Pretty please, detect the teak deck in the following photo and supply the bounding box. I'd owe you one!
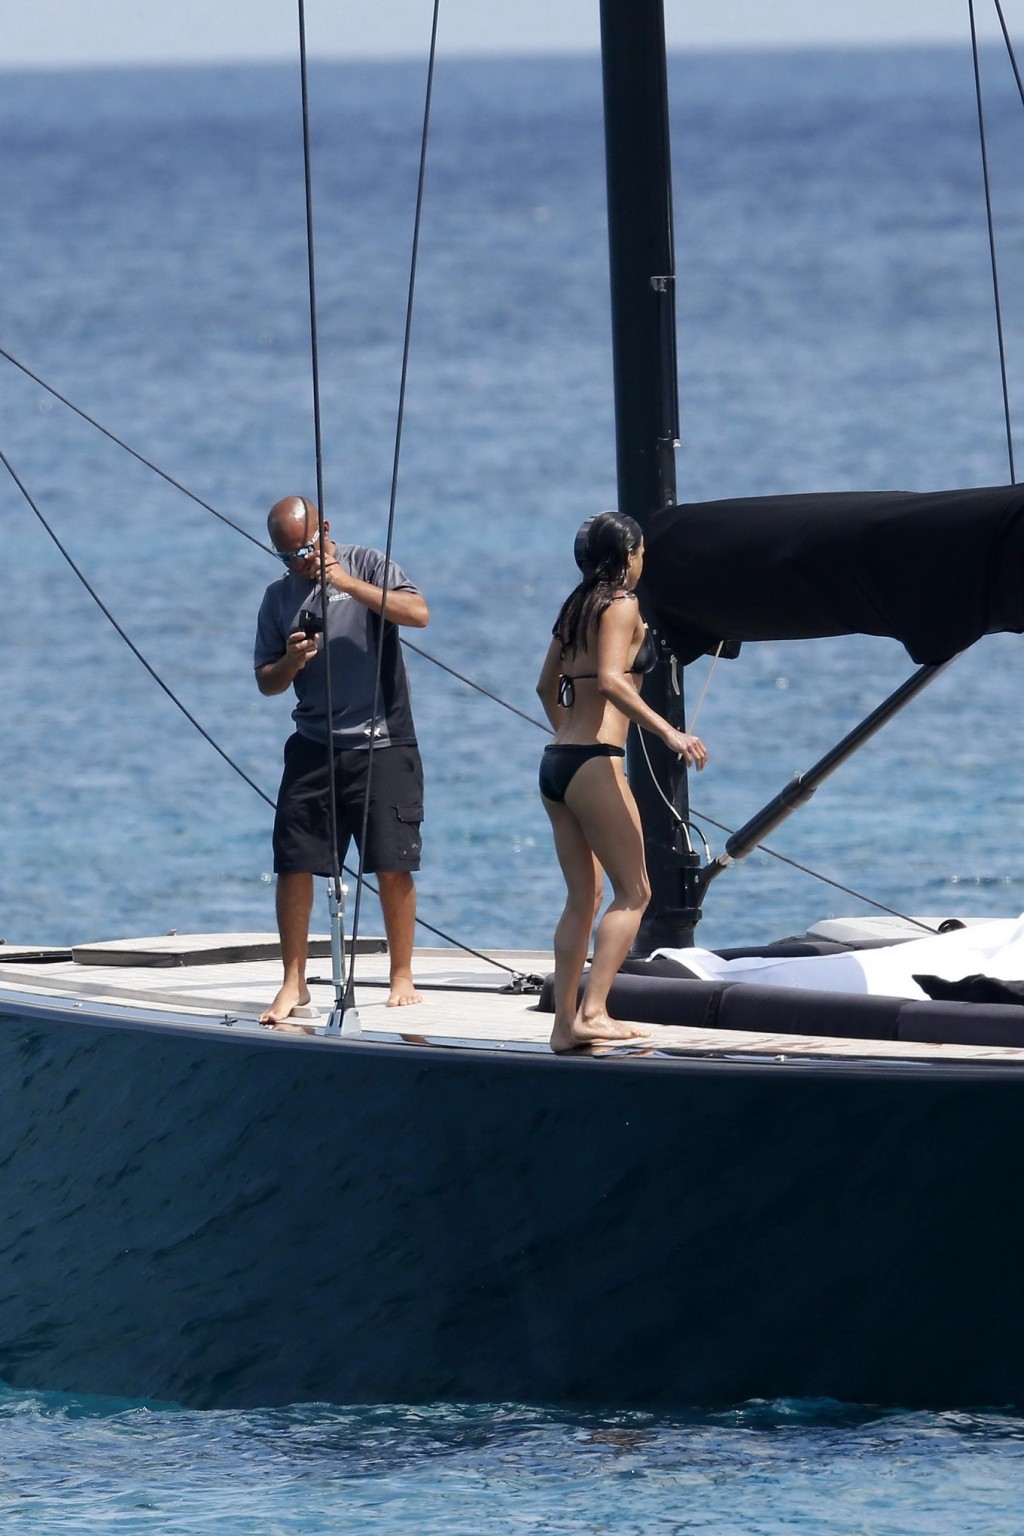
[2,932,1024,1064]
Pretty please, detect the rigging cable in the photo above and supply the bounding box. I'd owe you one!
[4,411,941,940]
[0,336,554,727]
[992,0,1024,107]
[15,14,1007,959]
[294,0,351,1027]
[343,0,443,1009]
[0,344,267,552]
[969,0,1016,481]
[0,446,273,807]
[684,639,722,732]
[631,715,940,934]
[402,638,550,732]
[1,391,940,946]
[3,397,938,945]
[0,446,531,979]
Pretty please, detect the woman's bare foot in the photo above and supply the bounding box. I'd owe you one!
[387,974,423,1007]
[549,1009,650,1053]
[259,981,312,1026]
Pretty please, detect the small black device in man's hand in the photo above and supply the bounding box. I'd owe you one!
[298,608,323,638]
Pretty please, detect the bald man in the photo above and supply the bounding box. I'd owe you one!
[254,496,430,1024]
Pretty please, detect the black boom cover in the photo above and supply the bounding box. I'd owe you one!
[641,484,1024,664]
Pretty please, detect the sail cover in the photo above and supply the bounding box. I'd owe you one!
[641,484,1024,664]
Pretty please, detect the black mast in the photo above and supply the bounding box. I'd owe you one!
[599,0,701,947]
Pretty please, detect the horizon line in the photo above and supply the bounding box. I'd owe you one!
[0,35,993,73]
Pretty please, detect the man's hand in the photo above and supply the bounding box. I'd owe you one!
[255,631,319,696]
[324,560,429,627]
[285,630,319,667]
[285,540,429,629]
[286,540,336,583]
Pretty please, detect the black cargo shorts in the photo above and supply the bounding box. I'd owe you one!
[272,733,424,875]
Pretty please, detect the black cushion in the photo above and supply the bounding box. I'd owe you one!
[716,983,904,1041]
[536,970,727,1027]
[898,998,1024,1047]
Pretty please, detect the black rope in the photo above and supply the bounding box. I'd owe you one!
[14,3,1008,966]
[1,440,535,975]
[344,0,443,1002]
[0,343,268,552]
[684,805,941,935]
[295,1,347,978]
[2,421,948,951]
[969,0,1016,482]
[634,689,938,929]
[0,445,275,808]
[0,344,555,733]
[403,638,552,733]
[992,0,1024,107]
[286,0,535,988]
[0,352,962,948]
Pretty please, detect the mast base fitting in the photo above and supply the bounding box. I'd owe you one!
[636,908,703,955]
[634,849,706,952]
[325,1002,362,1037]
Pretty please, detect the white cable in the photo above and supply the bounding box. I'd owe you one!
[686,641,723,732]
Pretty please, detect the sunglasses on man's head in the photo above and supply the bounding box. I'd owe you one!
[274,529,320,564]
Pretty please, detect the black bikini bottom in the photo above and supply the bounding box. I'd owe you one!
[539,743,625,803]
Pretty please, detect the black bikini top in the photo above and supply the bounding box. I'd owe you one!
[557,626,656,708]
[630,630,657,675]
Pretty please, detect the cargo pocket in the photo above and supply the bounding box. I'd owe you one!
[395,803,424,863]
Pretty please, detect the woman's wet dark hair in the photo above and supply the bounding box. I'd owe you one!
[554,510,643,659]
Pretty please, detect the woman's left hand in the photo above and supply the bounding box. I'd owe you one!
[664,726,708,770]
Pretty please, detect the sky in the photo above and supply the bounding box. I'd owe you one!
[1,0,1013,69]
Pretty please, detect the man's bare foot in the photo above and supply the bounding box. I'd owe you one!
[387,975,423,1007]
[259,981,312,1026]
[549,1009,650,1054]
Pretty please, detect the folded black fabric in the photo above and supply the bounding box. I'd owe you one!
[643,484,1024,664]
[914,973,1024,1006]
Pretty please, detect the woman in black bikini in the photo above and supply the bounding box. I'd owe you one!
[537,511,708,1052]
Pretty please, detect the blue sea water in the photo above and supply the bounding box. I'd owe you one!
[3,40,1024,1530]
[5,1391,1024,1536]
